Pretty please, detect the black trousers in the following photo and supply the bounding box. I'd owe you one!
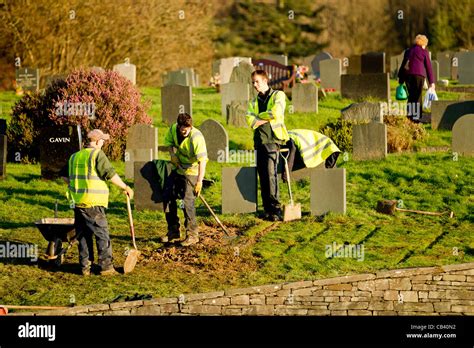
[74,206,113,271]
[163,170,198,234]
[405,74,424,120]
[256,144,281,215]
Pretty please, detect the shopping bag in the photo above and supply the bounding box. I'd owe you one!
[423,87,438,111]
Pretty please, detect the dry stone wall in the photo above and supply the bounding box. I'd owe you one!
[13,262,474,316]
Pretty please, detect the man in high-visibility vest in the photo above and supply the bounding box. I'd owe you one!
[161,113,208,246]
[283,129,341,182]
[64,129,134,276]
[246,70,289,221]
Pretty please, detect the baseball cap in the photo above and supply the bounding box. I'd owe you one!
[87,129,110,142]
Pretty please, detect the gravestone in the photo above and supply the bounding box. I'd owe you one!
[227,101,248,127]
[452,114,474,156]
[451,52,461,80]
[212,57,252,85]
[162,69,189,86]
[352,123,387,161]
[437,51,452,78]
[347,55,361,75]
[311,52,332,78]
[134,161,166,211]
[300,55,315,74]
[341,102,383,123]
[0,119,6,135]
[292,83,318,113]
[39,125,81,179]
[431,100,474,130]
[126,124,158,158]
[125,148,153,179]
[310,168,346,216]
[341,73,390,101]
[230,62,255,85]
[220,82,251,117]
[15,68,39,91]
[199,119,228,162]
[161,84,192,125]
[113,63,136,85]
[263,54,288,66]
[222,167,258,214]
[320,59,341,90]
[458,52,474,85]
[361,52,385,74]
[431,60,440,83]
[0,134,6,179]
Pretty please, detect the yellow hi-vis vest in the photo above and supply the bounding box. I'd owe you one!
[289,129,340,168]
[246,90,290,142]
[164,124,208,176]
[67,148,109,208]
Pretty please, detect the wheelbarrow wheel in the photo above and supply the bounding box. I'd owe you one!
[51,238,64,268]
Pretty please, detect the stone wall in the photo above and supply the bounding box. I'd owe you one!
[12,262,474,316]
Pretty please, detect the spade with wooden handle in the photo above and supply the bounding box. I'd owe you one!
[376,200,453,218]
[124,192,140,273]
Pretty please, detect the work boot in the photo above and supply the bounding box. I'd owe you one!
[160,228,181,243]
[100,267,119,276]
[180,231,199,246]
[81,261,92,276]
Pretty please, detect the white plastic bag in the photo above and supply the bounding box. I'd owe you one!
[423,87,438,111]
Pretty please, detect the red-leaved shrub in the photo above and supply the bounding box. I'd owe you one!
[8,68,151,162]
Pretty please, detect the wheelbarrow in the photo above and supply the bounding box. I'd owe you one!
[34,201,76,267]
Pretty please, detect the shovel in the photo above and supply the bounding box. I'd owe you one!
[280,149,301,222]
[376,200,454,218]
[124,193,140,273]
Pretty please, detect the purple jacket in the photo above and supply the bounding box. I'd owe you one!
[398,45,434,84]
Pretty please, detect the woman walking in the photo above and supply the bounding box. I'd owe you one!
[398,34,435,122]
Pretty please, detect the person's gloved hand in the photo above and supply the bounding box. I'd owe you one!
[124,185,134,200]
[170,154,180,167]
[193,181,203,196]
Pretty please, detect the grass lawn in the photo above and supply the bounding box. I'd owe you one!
[0,83,473,308]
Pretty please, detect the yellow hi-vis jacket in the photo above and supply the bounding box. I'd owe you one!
[246,90,289,142]
[67,148,109,208]
[164,123,208,176]
[289,129,340,168]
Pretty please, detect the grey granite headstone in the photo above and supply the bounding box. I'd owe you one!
[310,168,346,216]
[311,52,332,78]
[213,57,252,85]
[292,83,318,113]
[0,135,6,179]
[125,148,154,179]
[230,62,255,85]
[431,100,474,130]
[431,60,440,83]
[199,119,228,162]
[220,82,251,117]
[222,167,257,214]
[452,114,474,156]
[341,73,390,101]
[458,52,474,85]
[352,123,387,161]
[227,101,248,128]
[347,55,362,75]
[320,59,341,90]
[134,161,165,211]
[0,119,6,135]
[263,54,288,65]
[161,84,192,125]
[437,51,452,78]
[113,63,136,85]
[361,52,385,74]
[126,124,158,159]
[39,125,81,179]
[451,52,461,80]
[15,68,39,91]
[162,69,189,86]
[341,102,383,123]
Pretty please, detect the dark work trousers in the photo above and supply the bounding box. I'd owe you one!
[74,206,113,271]
[256,144,281,215]
[405,74,424,120]
[163,170,198,235]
